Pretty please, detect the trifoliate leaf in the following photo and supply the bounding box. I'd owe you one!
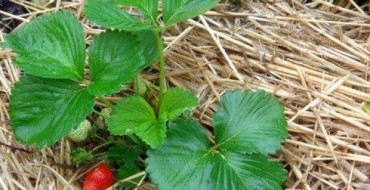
[162,0,220,27]
[363,102,370,115]
[214,90,287,155]
[146,119,287,190]
[3,11,85,80]
[10,76,95,148]
[87,30,145,96]
[84,0,155,31]
[117,0,158,24]
[108,96,166,148]
[159,88,198,120]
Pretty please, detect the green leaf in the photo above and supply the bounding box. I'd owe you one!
[162,0,220,27]
[107,144,141,167]
[159,88,198,120]
[116,165,141,189]
[211,152,287,190]
[84,0,155,31]
[117,0,158,24]
[3,11,85,80]
[134,30,159,69]
[107,145,128,165]
[71,148,94,166]
[10,76,95,148]
[108,96,166,148]
[363,102,370,115]
[88,30,145,96]
[136,113,167,149]
[146,119,287,190]
[109,96,155,134]
[146,119,212,190]
[214,90,287,155]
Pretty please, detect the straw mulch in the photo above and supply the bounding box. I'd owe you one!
[1,0,370,189]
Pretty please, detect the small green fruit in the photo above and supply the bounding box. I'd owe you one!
[101,108,112,120]
[68,120,92,142]
[96,108,112,129]
[134,76,147,96]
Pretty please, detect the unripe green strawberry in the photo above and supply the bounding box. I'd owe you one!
[134,76,147,96]
[68,120,92,142]
[100,108,111,120]
[96,108,111,129]
[95,119,105,130]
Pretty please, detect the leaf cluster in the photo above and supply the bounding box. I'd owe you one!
[3,0,221,149]
[109,88,198,148]
[3,11,159,148]
[84,0,220,31]
[146,90,288,189]
[83,0,219,148]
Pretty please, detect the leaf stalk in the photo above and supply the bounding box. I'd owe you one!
[156,30,166,112]
[97,97,114,109]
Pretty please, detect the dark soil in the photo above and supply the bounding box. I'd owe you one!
[1,0,27,33]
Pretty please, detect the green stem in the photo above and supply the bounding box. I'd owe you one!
[97,97,114,109]
[126,135,141,145]
[92,141,114,152]
[92,133,108,143]
[156,31,166,110]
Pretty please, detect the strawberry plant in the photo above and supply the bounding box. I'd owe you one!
[3,0,289,189]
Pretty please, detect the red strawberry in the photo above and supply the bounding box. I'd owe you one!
[83,163,114,190]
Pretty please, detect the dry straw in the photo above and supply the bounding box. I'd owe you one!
[1,0,370,189]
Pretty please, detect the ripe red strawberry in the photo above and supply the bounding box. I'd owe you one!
[83,163,114,190]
